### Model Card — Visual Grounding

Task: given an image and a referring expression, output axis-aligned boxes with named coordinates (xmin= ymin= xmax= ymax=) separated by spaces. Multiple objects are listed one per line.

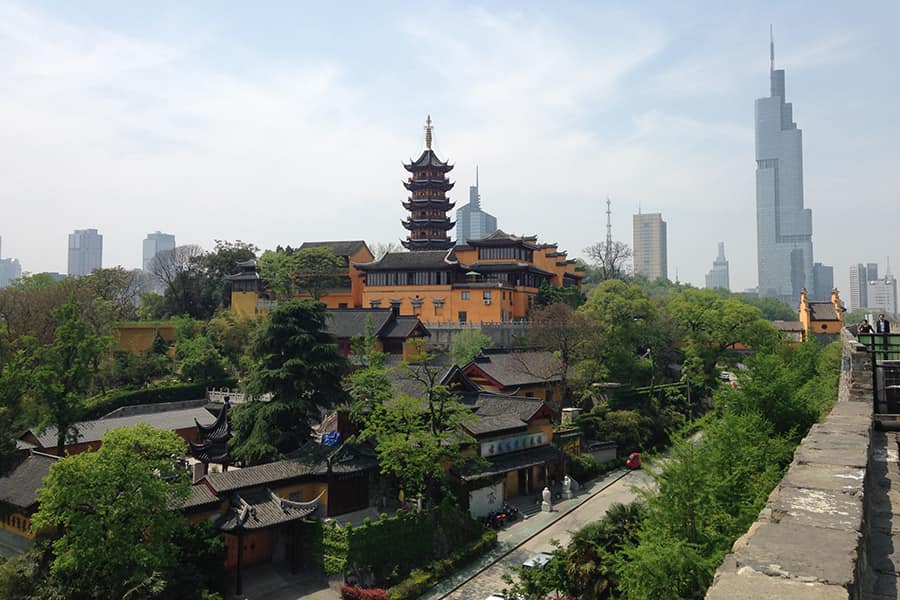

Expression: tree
xmin=584 ymin=240 xmax=633 ymax=281
xmin=149 ymin=244 xmax=213 ymax=319
xmin=230 ymin=299 xmax=348 ymax=465
xmin=526 ymin=302 xmax=602 ymax=407
xmin=294 ymin=247 xmax=347 ymax=300
xmin=30 ymin=297 xmax=110 ymax=456
xmin=535 ymin=283 xmax=583 ymax=308
xmin=194 ymin=240 xmax=258 ymax=309
xmin=31 ymin=425 xmax=192 ymax=598
xmin=449 ymin=328 xmax=493 ymax=366
xmin=79 ymin=267 xmax=143 ymax=321
xmin=258 ymin=249 xmax=298 ymax=301
xmin=0 ymin=341 xmax=29 ymax=471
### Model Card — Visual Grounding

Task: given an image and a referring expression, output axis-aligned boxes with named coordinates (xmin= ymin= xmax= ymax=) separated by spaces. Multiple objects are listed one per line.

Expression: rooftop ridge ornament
xmin=425 ymin=114 xmax=433 ymax=150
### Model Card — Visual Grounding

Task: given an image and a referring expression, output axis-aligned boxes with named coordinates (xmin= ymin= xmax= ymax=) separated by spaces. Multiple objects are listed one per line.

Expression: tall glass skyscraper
xmin=455 ymin=167 xmax=497 ymax=245
xmin=67 ymin=228 xmax=103 ymax=276
xmin=755 ymin=31 xmax=813 ymax=303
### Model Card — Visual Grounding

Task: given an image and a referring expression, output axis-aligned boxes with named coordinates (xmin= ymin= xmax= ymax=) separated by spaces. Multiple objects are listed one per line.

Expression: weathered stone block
xmin=768 ymin=484 xmax=863 ymax=530
xmin=706 ymin=560 xmax=850 ymax=599
xmin=781 ymin=463 xmax=865 ymax=494
xmin=731 ymin=520 xmax=860 ymax=585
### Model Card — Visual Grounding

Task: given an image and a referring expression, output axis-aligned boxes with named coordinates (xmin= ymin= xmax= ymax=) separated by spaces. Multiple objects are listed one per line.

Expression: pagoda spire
xmin=425 ymin=115 xmax=433 ymax=150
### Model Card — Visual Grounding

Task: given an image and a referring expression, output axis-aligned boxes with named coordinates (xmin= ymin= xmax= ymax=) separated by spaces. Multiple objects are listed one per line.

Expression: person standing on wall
xmin=877 ymin=314 xmax=891 ymax=334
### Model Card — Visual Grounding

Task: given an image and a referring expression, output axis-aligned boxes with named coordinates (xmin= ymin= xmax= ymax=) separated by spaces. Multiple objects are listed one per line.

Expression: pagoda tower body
xmin=402 ymin=116 xmax=455 ymax=250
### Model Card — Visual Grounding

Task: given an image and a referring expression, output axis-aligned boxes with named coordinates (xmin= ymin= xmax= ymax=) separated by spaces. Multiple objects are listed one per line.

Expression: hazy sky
xmin=1 ymin=1 xmax=898 ymax=295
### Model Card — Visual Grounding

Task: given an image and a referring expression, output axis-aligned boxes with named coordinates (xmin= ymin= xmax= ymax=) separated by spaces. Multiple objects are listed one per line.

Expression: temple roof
xmin=464 ymin=350 xmax=565 ymax=387
xmin=324 ymin=309 xmax=428 ymax=341
xmin=298 ymin=240 xmax=370 ymax=258
xmin=189 ymin=440 xmax=230 ymax=463
xmin=467 ymin=230 xmax=539 ymax=249
xmin=401 ymin=238 xmax=455 ymax=251
xmin=458 ymin=444 xmax=567 ymax=482
xmin=216 ymin=488 xmax=322 ymax=532
xmin=403 ymin=179 xmax=455 ymax=192
xmin=0 ymin=451 xmax=58 ymax=510
xmin=403 ymin=149 xmax=453 ymax=171
xmin=355 ymin=250 xmax=456 ymax=271
xmin=464 ymin=262 xmax=555 ymax=277
xmin=195 ymin=402 xmax=231 ymax=442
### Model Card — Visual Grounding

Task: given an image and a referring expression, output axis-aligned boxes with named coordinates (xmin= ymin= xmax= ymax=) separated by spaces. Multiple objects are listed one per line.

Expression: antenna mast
xmin=605 ymin=197 xmax=613 ymax=260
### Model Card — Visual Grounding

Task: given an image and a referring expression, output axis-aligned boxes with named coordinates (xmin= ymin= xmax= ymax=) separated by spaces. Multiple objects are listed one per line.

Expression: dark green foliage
xmin=82 ymin=379 xmax=236 ymax=420
xmin=449 ymin=328 xmax=493 ymax=366
xmin=230 ymin=299 xmax=347 ymax=465
xmin=307 ymin=504 xmax=485 ymax=589
xmin=388 ymin=528 xmax=497 ymax=600
xmin=535 ymin=283 xmax=583 ymax=308
xmin=567 ymin=454 xmax=619 ymax=483
xmin=177 ymin=336 xmax=229 ymax=383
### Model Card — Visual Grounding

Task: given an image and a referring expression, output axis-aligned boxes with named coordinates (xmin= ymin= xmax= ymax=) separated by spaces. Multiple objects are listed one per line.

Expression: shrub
xmin=339 ymin=584 xmax=392 ymax=600
xmin=568 ymin=454 xmax=619 ymax=483
xmin=83 ymin=378 xmax=236 ymax=419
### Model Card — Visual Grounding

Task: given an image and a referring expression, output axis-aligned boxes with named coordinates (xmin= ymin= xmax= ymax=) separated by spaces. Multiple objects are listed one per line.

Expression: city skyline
xmin=1 ymin=2 xmax=898 ymax=296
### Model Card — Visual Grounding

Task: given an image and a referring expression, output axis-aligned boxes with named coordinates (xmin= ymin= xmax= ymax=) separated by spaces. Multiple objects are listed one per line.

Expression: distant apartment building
xmin=142 ymin=231 xmax=176 ymax=271
xmin=867 ymin=273 xmax=898 ymax=315
xmin=704 ymin=242 xmax=730 ymax=291
xmin=0 ymin=236 xmax=22 ymax=287
xmin=849 ymin=263 xmax=869 ymax=311
xmin=455 ymin=168 xmax=498 ymax=245
xmin=67 ymin=228 xmax=102 ymax=276
xmin=633 ymin=212 xmax=667 ymax=281
xmin=812 ymin=262 xmax=834 ymax=302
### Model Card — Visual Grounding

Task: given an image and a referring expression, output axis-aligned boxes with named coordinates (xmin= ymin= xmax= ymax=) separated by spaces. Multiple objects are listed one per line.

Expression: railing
xmin=206 ymin=387 xmax=272 ymax=404
xmin=856 ymin=332 xmax=900 ymax=414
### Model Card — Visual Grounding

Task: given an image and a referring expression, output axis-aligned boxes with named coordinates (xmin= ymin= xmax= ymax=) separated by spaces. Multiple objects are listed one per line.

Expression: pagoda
xmin=402 ymin=115 xmax=455 ymax=250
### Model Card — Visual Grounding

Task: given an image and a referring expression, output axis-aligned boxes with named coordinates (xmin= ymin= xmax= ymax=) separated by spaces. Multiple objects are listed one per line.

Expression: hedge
xmin=388 ymin=528 xmax=498 ymax=600
xmin=568 ymin=455 xmax=620 ymax=483
xmin=304 ymin=504 xmax=484 ymax=587
xmin=83 ymin=378 xmax=237 ymax=419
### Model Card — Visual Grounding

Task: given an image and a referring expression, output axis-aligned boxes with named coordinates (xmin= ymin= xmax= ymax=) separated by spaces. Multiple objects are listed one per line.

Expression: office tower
xmin=0 ymin=236 xmax=22 ymax=288
xmin=849 ymin=264 xmax=869 ymax=310
xmin=704 ymin=242 xmax=730 ymax=290
xmin=867 ymin=262 xmax=879 ymax=282
xmin=633 ymin=211 xmax=667 ymax=281
xmin=812 ymin=262 xmax=834 ymax=302
xmin=143 ymin=231 xmax=176 ymax=271
xmin=455 ymin=167 xmax=498 ymax=245
xmin=867 ymin=272 xmax=898 ymax=315
xmin=755 ymin=30 xmax=813 ymax=304
xmin=67 ymin=228 xmax=103 ymax=276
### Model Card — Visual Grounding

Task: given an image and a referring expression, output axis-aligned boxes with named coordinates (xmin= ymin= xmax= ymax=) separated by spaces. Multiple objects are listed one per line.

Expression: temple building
xmin=402 ymin=116 xmax=455 ymax=251
xmin=356 ymin=230 xmax=583 ymax=323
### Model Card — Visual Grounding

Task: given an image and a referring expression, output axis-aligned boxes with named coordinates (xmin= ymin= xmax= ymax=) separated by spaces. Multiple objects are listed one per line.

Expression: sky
xmin=1 ymin=1 xmax=898 ymax=295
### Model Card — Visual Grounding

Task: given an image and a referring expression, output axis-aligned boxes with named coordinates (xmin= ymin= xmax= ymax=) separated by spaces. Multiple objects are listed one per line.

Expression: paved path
xmin=235 ymin=468 xmax=653 ymax=600
xmin=425 ymin=468 xmax=654 ymax=600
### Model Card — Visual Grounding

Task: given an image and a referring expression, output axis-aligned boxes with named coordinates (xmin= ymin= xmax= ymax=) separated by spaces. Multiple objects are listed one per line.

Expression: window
xmin=369 ymin=299 xmax=382 ymax=308
xmin=458 ymin=311 xmax=467 ymax=323
xmin=483 ymin=291 xmax=492 ymax=300
xmin=338 ymin=303 xmax=348 ymax=309
xmin=461 ymin=291 xmax=470 ymax=300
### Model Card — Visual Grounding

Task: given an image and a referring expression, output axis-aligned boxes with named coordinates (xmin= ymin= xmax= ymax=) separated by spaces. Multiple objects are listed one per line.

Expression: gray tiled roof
xmin=464 ymin=414 xmax=528 ymax=436
xmin=467 ymin=350 xmax=563 ymax=386
xmin=216 ymin=487 xmax=321 ymax=532
xmin=459 ymin=444 xmax=566 ymax=482
xmin=0 ymin=452 xmax=58 ymax=509
xmin=183 ymin=483 xmax=221 ymax=509
xmin=808 ymin=302 xmax=840 ymax=321
xmin=355 ymin=250 xmax=454 ymax=270
xmin=25 ymin=407 xmax=215 ymax=448
xmin=299 ymin=240 xmax=369 ymax=257
xmin=100 ymin=399 xmax=208 ymax=419
xmin=771 ymin=320 xmax=804 ymax=332
xmin=462 ymin=393 xmax=548 ymax=436
xmin=381 ymin=316 xmax=427 ymax=339
xmin=326 ymin=309 xmax=394 ymax=339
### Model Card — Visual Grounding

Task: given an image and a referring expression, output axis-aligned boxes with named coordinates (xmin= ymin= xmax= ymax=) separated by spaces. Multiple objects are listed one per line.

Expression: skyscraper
xmin=705 ymin=242 xmax=730 ymax=290
xmin=812 ymin=262 xmax=834 ymax=302
xmin=0 ymin=236 xmax=22 ymax=288
xmin=143 ymin=231 xmax=176 ymax=271
xmin=868 ymin=264 xmax=897 ymax=316
xmin=455 ymin=167 xmax=498 ymax=245
xmin=633 ymin=212 xmax=667 ymax=281
xmin=67 ymin=228 xmax=103 ymax=276
xmin=849 ymin=263 xmax=869 ymax=310
xmin=755 ymin=30 xmax=813 ymax=304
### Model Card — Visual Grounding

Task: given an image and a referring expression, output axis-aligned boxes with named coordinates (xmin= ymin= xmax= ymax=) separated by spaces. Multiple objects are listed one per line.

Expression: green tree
xmin=230 ymin=299 xmax=347 ymax=465
xmin=195 ymin=240 xmax=259 ymax=309
xmin=32 ymin=425 xmax=191 ymax=599
xmin=535 ymin=283 xmax=583 ymax=308
xmin=176 ymin=336 xmax=229 ymax=383
xmin=258 ymin=249 xmax=298 ymax=300
xmin=0 ymin=342 xmax=29 ymax=471
xmin=79 ymin=267 xmax=143 ymax=321
xmin=293 ymin=247 xmax=347 ymax=300
xmin=30 ymin=298 xmax=110 ymax=456
xmin=449 ymin=328 xmax=494 ymax=366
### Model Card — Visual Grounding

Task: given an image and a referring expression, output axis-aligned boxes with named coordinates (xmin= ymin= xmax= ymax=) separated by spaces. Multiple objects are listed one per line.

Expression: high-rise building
xmin=67 ymin=228 xmax=103 ymax=276
xmin=142 ymin=231 xmax=176 ymax=271
xmin=455 ymin=167 xmax=498 ymax=245
xmin=705 ymin=242 xmax=730 ymax=290
xmin=755 ymin=30 xmax=814 ymax=304
xmin=867 ymin=270 xmax=898 ymax=315
xmin=401 ymin=116 xmax=455 ymax=251
xmin=633 ymin=212 xmax=667 ymax=281
xmin=867 ymin=262 xmax=879 ymax=283
xmin=849 ymin=263 xmax=869 ymax=310
xmin=0 ymin=236 xmax=22 ymax=288
xmin=812 ymin=262 xmax=834 ymax=302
